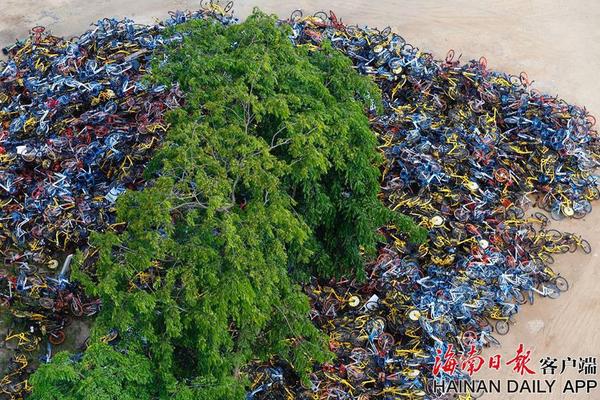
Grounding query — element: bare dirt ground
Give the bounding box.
[1,1,599,399]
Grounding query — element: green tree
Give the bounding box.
[151,11,423,278]
[30,11,424,399]
[30,344,154,400]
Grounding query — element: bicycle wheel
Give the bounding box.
[7,382,24,393]
[544,284,560,299]
[567,236,579,253]
[573,209,587,219]
[345,24,359,36]
[21,150,38,162]
[23,340,39,352]
[49,330,66,345]
[576,200,592,218]
[553,244,570,254]
[513,289,527,305]
[388,57,402,70]
[350,347,370,363]
[495,320,509,335]
[20,263,38,275]
[533,212,549,227]
[506,206,524,219]
[486,333,501,347]
[461,330,477,346]
[83,302,101,316]
[545,229,563,241]
[539,252,555,265]
[454,207,470,222]
[70,300,84,317]
[554,276,569,292]
[585,186,600,201]
[19,296,37,307]
[451,147,469,160]
[38,297,54,309]
[377,332,395,353]
[580,239,592,254]
[290,9,303,21]
[550,207,563,221]
[473,316,490,330]
[313,11,328,21]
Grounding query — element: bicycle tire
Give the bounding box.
[22,341,39,352]
[345,25,359,36]
[49,330,66,345]
[521,227,536,244]
[513,205,525,218]
[7,382,24,393]
[550,207,563,220]
[585,186,600,201]
[451,147,469,160]
[461,330,477,346]
[533,211,549,226]
[38,297,54,309]
[350,347,370,363]
[580,239,592,254]
[18,296,37,307]
[537,196,553,212]
[567,237,579,253]
[539,252,555,265]
[554,276,569,292]
[572,209,587,219]
[21,263,38,275]
[313,11,328,21]
[290,9,303,21]
[544,284,560,299]
[70,300,84,317]
[543,229,565,242]
[495,320,509,335]
[388,57,402,70]
[487,333,501,347]
[454,207,470,222]
[514,289,527,305]
[473,316,490,329]
[377,332,395,352]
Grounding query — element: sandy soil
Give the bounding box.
[1,2,599,399]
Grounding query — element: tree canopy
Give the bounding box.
[30,344,154,400]
[149,10,423,278]
[30,11,424,399]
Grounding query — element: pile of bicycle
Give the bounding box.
[245,10,598,399]
[0,4,237,398]
[0,5,597,400]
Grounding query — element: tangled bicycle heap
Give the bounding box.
[246,11,599,399]
[0,8,237,397]
[0,6,597,400]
